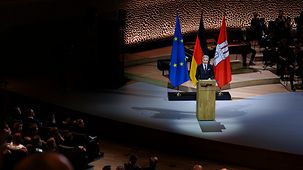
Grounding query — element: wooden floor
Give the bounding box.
[123,44,294,100]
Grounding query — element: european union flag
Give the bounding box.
[169,15,189,88]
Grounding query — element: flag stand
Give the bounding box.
[168,84,231,101]
[217,88,223,96]
[215,85,232,100]
[176,86,181,96]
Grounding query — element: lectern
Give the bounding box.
[196,79,216,120]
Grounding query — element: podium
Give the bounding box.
[196,79,216,120]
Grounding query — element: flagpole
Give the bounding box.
[177,86,181,96]
[218,88,223,96]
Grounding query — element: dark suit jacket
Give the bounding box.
[196,63,214,80]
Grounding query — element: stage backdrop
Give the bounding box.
[121,0,303,46]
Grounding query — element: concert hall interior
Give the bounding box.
[1,0,303,170]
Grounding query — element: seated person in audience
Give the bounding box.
[14,152,73,170]
[45,137,58,152]
[1,122,11,137]
[26,135,45,154]
[196,55,214,81]
[60,117,74,131]
[3,132,28,170]
[0,121,12,170]
[48,127,65,145]
[124,154,141,170]
[60,132,86,152]
[58,132,89,170]
[23,108,42,128]
[142,156,158,170]
[70,118,103,161]
[71,118,87,134]
[12,122,23,134]
[192,164,203,170]
[7,133,27,153]
[23,123,39,145]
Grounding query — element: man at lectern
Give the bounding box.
[195,55,214,81]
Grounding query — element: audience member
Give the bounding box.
[61,117,74,131]
[48,127,65,145]
[69,118,103,162]
[23,108,42,127]
[12,122,23,134]
[7,133,27,153]
[59,132,89,170]
[124,154,141,170]
[142,156,158,170]
[4,133,27,170]
[14,152,73,170]
[26,135,45,154]
[1,121,12,136]
[192,164,203,170]
[23,123,39,145]
[45,137,58,152]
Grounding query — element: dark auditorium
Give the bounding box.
[1,0,303,170]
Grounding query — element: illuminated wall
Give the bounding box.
[121,0,303,46]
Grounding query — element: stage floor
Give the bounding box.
[4,78,303,156]
[2,45,303,169]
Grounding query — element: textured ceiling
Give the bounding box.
[121,0,303,46]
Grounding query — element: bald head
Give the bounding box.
[193,164,203,170]
[14,152,73,170]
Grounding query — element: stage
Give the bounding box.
[2,76,303,169]
[1,44,303,169]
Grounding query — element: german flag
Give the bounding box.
[189,13,209,86]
